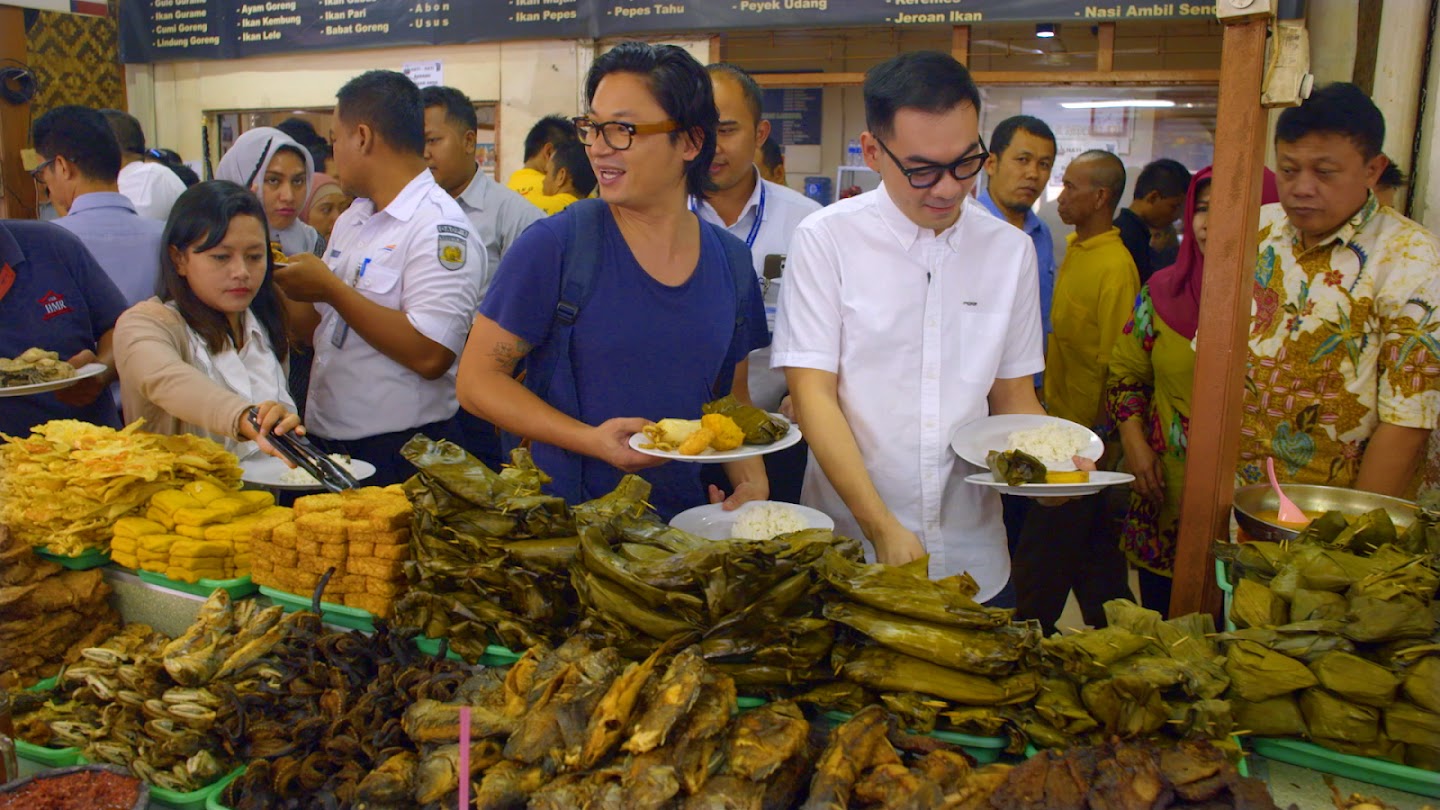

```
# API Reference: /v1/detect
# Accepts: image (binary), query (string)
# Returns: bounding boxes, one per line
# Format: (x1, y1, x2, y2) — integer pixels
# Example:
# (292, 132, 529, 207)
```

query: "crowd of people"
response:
(4, 42, 1436, 630)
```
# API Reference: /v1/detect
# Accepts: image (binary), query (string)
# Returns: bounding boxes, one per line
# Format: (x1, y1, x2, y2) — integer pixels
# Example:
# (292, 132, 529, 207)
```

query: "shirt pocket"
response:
(355, 263, 403, 308)
(955, 310, 1010, 383)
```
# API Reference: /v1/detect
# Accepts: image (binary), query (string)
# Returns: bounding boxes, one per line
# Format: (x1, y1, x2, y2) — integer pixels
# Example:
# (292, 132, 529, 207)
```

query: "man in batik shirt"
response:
(1239, 83, 1440, 497)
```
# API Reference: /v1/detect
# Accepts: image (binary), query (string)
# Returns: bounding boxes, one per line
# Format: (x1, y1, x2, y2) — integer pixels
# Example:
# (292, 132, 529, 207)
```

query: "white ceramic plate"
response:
(670, 500, 834, 541)
(629, 414, 801, 464)
(964, 471, 1135, 498)
(241, 454, 377, 490)
(0, 363, 107, 398)
(951, 413, 1103, 472)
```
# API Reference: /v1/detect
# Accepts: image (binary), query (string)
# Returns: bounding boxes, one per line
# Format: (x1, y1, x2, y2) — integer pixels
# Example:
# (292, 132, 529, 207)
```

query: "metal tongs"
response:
(245, 406, 361, 492)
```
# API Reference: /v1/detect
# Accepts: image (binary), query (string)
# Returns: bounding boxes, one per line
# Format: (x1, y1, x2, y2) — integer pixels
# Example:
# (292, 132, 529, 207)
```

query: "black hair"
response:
(99, 108, 146, 155)
(990, 115, 1056, 159)
(160, 180, 289, 362)
(275, 117, 322, 147)
(863, 51, 982, 138)
(707, 62, 764, 125)
(1134, 158, 1192, 200)
(31, 105, 122, 182)
(147, 147, 200, 187)
(1076, 149, 1126, 210)
(336, 70, 425, 157)
(1276, 82, 1384, 160)
(1377, 159, 1406, 190)
(306, 142, 332, 174)
(421, 85, 479, 133)
(522, 114, 577, 161)
(550, 138, 597, 197)
(269, 143, 310, 174)
(585, 41, 718, 201)
(759, 137, 783, 171)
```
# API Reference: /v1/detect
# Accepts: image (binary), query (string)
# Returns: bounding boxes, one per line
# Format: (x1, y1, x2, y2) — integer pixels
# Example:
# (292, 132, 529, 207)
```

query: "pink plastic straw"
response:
(459, 705, 471, 809)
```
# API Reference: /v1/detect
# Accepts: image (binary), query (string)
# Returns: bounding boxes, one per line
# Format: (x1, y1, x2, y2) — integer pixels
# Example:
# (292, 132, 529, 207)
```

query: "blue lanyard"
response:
(692, 182, 767, 249)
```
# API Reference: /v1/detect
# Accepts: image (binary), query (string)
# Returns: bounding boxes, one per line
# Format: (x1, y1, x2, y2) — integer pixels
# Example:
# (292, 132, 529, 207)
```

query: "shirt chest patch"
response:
(38, 290, 73, 321)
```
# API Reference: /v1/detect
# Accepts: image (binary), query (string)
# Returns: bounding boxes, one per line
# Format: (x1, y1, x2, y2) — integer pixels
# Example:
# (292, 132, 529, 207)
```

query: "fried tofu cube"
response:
(272, 522, 298, 548)
(295, 538, 321, 557)
(344, 593, 392, 617)
(317, 541, 348, 562)
(150, 490, 202, 516)
(295, 512, 348, 540)
(145, 507, 176, 531)
(365, 578, 406, 598)
(294, 493, 346, 516)
(234, 490, 275, 512)
(349, 557, 403, 579)
(365, 500, 410, 531)
(114, 517, 168, 539)
(180, 480, 230, 505)
(347, 541, 374, 557)
(370, 542, 409, 561)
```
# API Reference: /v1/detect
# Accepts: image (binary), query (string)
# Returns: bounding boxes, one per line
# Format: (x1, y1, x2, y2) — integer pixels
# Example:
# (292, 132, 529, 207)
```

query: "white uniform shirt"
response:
(308, 170, 487, 440)
(118, 161, 186, 222)
(170, 303, 294, 460)
(693, 168, 821, 411)
(772, 187, 1044, 601)
(455, 168, 545, 278)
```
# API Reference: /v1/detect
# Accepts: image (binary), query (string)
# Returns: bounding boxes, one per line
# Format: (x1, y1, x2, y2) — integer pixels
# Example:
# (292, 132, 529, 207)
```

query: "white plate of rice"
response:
(669, 500, 835, 541)
(951, 414, 1103, 472)
(241, 454, 376, 490)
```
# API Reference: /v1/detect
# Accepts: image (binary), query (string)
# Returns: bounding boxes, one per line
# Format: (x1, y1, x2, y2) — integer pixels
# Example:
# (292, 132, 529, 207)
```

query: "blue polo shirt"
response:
(480, 205, 770, 519)
(52, 192, 164, 306)
(979, 189, 1055, 385)
(0, 220, 126, 437)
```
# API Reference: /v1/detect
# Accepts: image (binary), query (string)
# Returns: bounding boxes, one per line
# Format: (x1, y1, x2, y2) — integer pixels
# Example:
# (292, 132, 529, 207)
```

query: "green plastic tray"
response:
(1251, 737, 1440, 798)
(413, 635, 523, 667)
(735, 696, 767, 710)
(74, 758, 244, 810)
(14, 675, 82, 768)
(258, 585, 374, 632)
(138, 569, 258, 599)
(823, 710, 1006, 764)
(34, 545, 110, 569)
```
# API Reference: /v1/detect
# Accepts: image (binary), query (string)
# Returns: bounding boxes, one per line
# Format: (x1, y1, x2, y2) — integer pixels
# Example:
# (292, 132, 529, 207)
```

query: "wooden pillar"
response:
(1170, 14, 1271, 618)
(952, 25, 970, 67)
(1096, 23, 1116, 73)
(0, 4, 35, 219)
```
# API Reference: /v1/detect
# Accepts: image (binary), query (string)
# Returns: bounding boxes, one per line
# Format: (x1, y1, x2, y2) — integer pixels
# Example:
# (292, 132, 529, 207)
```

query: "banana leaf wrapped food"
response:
(1040, 626, 1151, 682)
(1327, 508, 1398, 554)
(1403, 655, 1440, 713)
(1307, 651, 1399, 708)
(1385, 701, 1440, 751)
(1232, 695, 1308, 737)
(1034, 678, 1098, 736)
(1289, 588, 1348, 623)
(818, 552, 1012, 630)
(1216, 623, 1355, 662)
(1291, 510, 1350, 547)
(1079, 675, 1171, 738)
(823, 600, 1038, 676)
(1400, 496, 1440, 555)
(840, 646, 1040, 706)
(1300, 688, 1380, 743)
(1343, 593, 1435, 643)
(1224, 640, 1318, 702)
(1230, 577, 1288, 629)
(701, 395, 789, 445)
(985, 449, 1047, 486)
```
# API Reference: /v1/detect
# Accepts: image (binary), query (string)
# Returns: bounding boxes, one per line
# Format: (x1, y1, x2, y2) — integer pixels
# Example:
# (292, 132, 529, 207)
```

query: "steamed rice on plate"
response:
(1005, 423, 1089, 467)
(278, 454, 356, 486)
(731, 502, 808, 540)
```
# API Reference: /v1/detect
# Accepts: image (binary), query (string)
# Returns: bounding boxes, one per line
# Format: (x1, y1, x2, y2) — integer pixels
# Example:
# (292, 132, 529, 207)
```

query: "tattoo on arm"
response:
(489, 338, 532, 373)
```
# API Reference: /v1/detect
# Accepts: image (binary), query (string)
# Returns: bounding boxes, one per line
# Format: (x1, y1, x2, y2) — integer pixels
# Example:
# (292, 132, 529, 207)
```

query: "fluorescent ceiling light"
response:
(1060, 100, 1176, 109)
(1035, 23, 1056, 38)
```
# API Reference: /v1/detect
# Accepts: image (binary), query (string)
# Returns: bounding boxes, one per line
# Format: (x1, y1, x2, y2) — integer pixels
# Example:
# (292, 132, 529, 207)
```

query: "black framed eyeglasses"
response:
(873, 135, 990, 189)
(572, 116, 680, 151)
(30, 156, 58, 182)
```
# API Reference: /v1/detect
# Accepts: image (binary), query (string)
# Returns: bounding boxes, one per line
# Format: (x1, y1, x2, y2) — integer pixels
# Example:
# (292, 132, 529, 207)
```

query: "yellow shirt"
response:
(530, 192, 579, 215)
(507, 167, 546, 199)
(1044, 227, 1140, 429)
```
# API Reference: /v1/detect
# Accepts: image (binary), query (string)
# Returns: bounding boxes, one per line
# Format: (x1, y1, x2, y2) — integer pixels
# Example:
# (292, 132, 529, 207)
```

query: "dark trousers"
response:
(312, 415, 466, 488)
(1013, 493, 1134, 635)
(700, 438, 810, 503)
(1136, 567, 1174, 617)
(1002, 494, 1031, 555)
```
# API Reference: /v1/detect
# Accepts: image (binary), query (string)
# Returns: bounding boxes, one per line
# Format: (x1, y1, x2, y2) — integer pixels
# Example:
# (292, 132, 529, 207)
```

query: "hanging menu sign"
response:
(118, 0, 1212, 62)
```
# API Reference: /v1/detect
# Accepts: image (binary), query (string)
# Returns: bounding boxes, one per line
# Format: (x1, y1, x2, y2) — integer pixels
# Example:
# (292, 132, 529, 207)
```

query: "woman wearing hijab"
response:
(302, 173, 350, 243)
(1105, 167, 1281, 613)
(215, 127, 324, 258)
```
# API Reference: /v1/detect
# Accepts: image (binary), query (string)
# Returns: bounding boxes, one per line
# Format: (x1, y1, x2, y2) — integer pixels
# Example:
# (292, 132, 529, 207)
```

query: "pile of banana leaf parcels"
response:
(393, 437, 1256, 758)
(1216, 507, 1440, 770)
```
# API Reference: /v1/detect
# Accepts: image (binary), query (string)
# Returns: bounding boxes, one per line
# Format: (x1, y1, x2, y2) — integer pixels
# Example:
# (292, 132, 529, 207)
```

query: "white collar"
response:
(695, 166, 765, 224)
(875, 182, 966, 252)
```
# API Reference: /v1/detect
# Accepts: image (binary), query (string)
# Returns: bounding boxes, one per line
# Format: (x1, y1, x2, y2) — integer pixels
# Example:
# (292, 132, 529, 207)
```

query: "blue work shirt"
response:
(0, 220, 126, 437)
(979, 189, 1055, 386)
(52, 192, 164, 306)
(480, 205, 770, 519)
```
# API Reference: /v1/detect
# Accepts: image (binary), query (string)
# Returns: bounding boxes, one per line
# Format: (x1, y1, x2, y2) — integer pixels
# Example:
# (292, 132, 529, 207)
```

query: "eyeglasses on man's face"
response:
(30, 155, 59, 183)
(572, 116, 680, 151)
(873, 135, 990, 189)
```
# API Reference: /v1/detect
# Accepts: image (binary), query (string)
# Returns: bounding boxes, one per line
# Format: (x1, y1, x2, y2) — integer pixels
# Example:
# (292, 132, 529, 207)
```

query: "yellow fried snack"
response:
(678, 427, 716, 456)
(1044, 470, 1090, 484)
(113, 517, 168, 538)
(270, 242, 289, 265)
(181, 480, 230, 505)
(641, 418, 703, 452)
(700, 413, 744, 452)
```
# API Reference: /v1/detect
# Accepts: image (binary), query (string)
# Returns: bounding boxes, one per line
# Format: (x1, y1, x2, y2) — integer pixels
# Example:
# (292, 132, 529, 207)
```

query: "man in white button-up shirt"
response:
(275, 71, 486, 486)
(773, 52, 1053, 604)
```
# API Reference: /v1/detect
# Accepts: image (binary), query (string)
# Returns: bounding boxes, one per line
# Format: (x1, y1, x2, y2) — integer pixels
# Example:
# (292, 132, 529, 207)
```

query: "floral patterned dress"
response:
(1107, 287, 1193, 576)
(1238, 196, 1440, 492)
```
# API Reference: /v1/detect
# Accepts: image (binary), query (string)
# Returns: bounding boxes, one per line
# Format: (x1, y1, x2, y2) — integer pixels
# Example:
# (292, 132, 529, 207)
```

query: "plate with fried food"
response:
(0, 348, 105, 397)
(630, 397, 801, 463)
